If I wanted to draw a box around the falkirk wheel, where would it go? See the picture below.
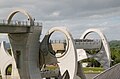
[0,9,111,79]
[40,27,111,79]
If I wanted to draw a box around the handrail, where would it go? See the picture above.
[49,40,66,44]
[0,19,42,26]
[49,39,101,44]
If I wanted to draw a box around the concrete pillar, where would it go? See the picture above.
[8,26,42,79]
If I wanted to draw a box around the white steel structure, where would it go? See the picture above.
[80,28,111,69]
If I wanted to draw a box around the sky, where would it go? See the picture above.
[0,0,120,42]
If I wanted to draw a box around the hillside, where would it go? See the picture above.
[109,40,120,48]
[109,40,120,66]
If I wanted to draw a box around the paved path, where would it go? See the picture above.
[85,74,99,79]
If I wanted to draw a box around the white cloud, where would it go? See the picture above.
[99,22,108,26]
[0,0,120,41]
[88,15,103,19]
[51,11,60,17]
[0,34,9,43]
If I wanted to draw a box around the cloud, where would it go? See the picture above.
[50,11,60,17]
[0,34,9,42]
[0,0,120,41]
[1,0,120,20]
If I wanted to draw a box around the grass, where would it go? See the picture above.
[83,67,104,74]
[44,65,58,70]
[45,65,104,74]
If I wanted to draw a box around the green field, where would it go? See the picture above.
[45,66,104,74]
[83,67,104,74]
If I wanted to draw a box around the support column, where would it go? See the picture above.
[8,26,42,79]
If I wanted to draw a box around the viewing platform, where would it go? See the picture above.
[0,19,42,33]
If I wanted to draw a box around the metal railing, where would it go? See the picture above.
[49,40,66,44]
[0,19,42,27]
[49,39,101,44]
